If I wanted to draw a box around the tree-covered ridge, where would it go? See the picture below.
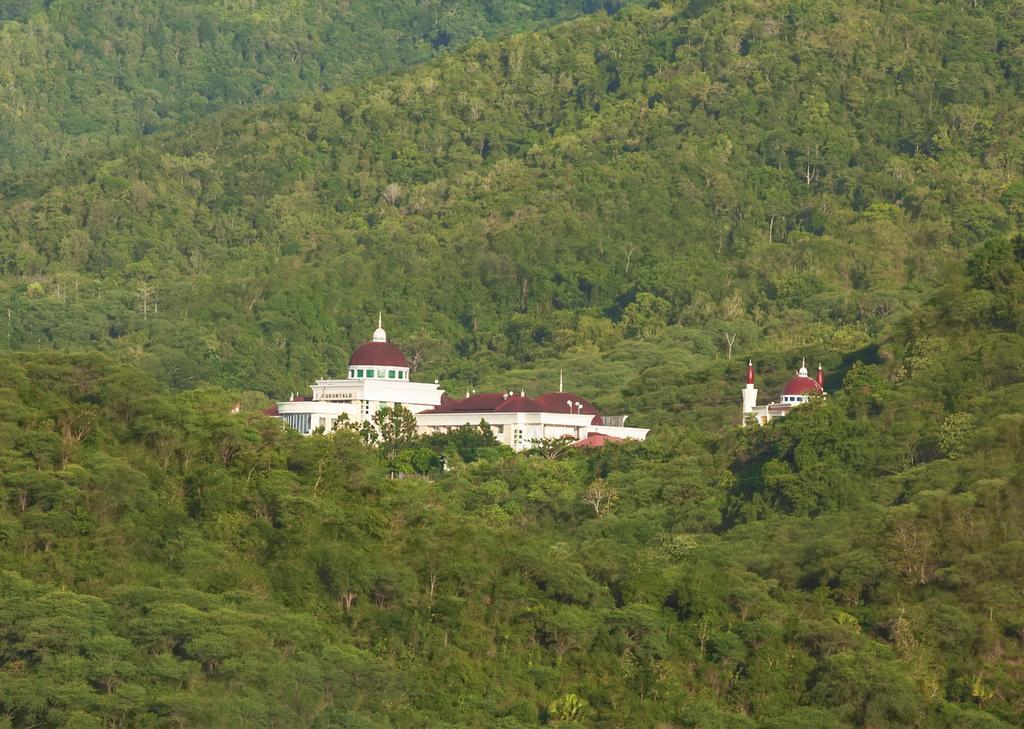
[1,0,1021,398]
[1,243,1022,727]
[2,1,1023,725]
[0,0,626,171]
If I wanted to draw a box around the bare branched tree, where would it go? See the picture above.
[383,182,402,206]
[582,480,618,516]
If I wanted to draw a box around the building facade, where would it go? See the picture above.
[415,391,648,450]
[742,359,825,426]
[273,317,443,434]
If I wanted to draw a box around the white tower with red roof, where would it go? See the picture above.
[742,359,758,418]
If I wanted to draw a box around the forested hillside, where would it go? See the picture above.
[2,0,1024,726]
[0,0,624,170]
[1,240,1023,727]
[1,0,1021,400]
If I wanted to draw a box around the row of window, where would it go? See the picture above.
[781,395,808,404]
[283,412,312,434]
[349,368,406,379]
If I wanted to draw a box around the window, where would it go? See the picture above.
[356,369,364,377]
[284,413,312,434]
[349,369,355,377]
[388,369,395,378]
[398,371,404,379]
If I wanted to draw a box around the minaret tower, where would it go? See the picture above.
[742,359,759,422]
[817,362,825,393]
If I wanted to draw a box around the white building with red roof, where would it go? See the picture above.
[273,316,444,434]
[415,388,648,450]
[742,359,825,426]
[272,318,649,448]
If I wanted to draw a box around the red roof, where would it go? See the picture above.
[532,392,602,424]
[494,395,544,413]
[349,341,409,368]
[782,375,823,397]
[572,433,623,448]
[436,393,507,412]
[422,391,603,420]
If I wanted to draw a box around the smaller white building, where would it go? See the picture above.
[415,391,648,451]
[273,318,443,434]
[742,359,825,426]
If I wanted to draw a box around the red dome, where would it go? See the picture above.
[782,375,823,397]
[348,341,409,368]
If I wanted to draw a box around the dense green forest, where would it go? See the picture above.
[2,238,1023,727]
[1,0,1022,403]
[2,0,1024,725]
[0,0,625,171]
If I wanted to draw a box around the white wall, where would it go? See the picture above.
[415,411,646,451]
[310,377,443,411]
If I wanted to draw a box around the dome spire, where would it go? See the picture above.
[372,312,387,343]
[747,359,755,385]
[798,357,808,377]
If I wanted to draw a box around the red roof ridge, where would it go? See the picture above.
[421,391,606,420]
[572,433,623,448]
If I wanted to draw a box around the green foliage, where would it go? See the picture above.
[939,412,977,460]
[3,255,1024,726]
[0,0,1020,400]
[372,404,419,465]
[0,0,617,172]
[622,293,672,341]
[0,0,1023,726]
[547,692,588,723]
[420,421,501,465]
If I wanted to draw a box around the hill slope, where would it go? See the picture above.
[2,2,1024,726]
[1,0,1021,402]
[0,0,625,171]
[1,240,1022,727]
